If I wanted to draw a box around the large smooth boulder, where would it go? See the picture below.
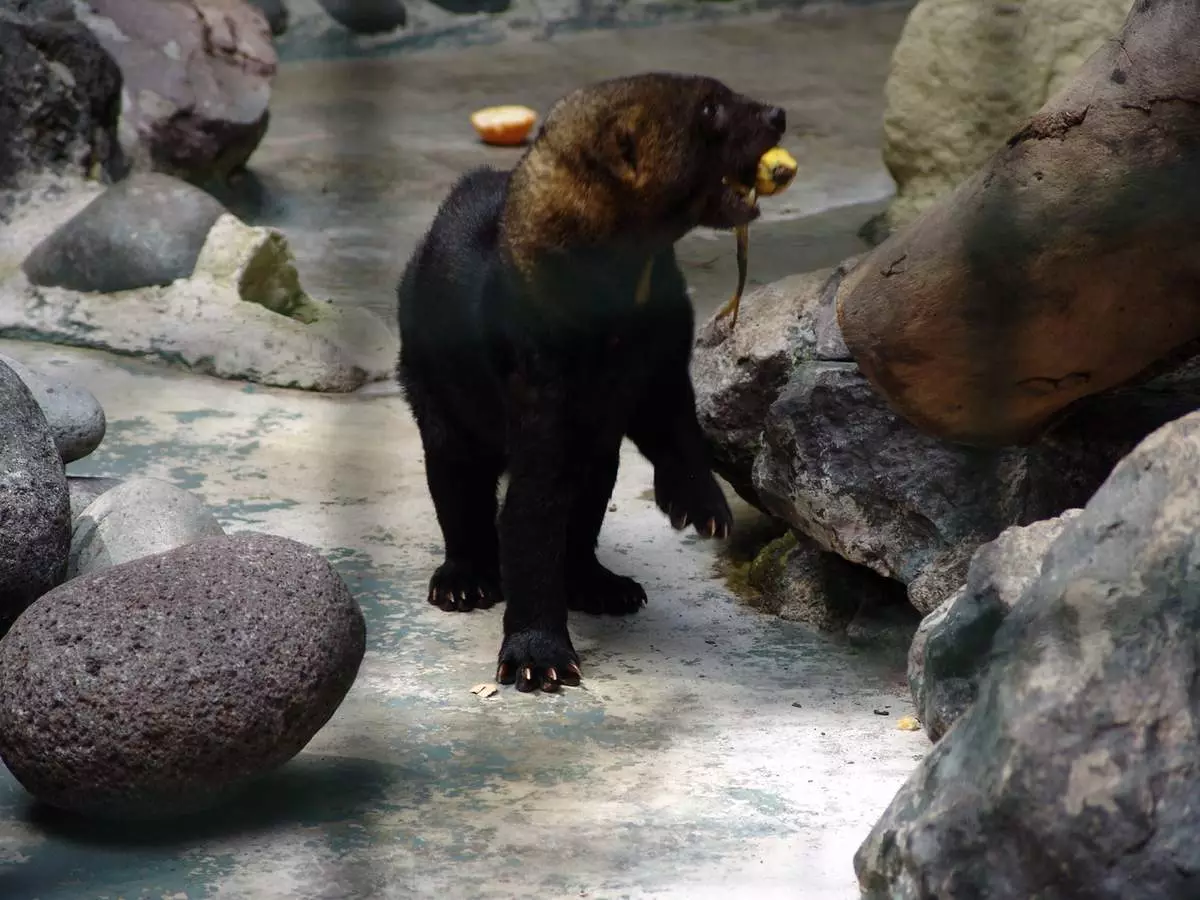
[74,0,277,182]
[0,532,367,820]
[0,359,70,633]
[693,264,1147,615]
[22,173,227,293]
[856,409,1200,900]
[882,0,1131,231]
[0,353,106,463]
[68,477,226,578]
[908,509,1080,742]
[838,0,1200,447]
[0,2,124,198]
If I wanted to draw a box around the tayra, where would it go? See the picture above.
[397,72,787,693]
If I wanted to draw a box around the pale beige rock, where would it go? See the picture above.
[882,0,1131,230]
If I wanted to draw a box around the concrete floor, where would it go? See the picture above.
[0,8,927,899]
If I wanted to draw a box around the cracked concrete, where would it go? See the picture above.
[0,7,926,898]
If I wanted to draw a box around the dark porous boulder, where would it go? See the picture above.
[694,258,1200,615]
[0,1,124,197]
[908,509,1081,742]
[856,409,1200,900]
[75,0,277,182]
[0,532,366,821]
[315,0,406,34]
[22,173,227,293]
[0,359,70,633]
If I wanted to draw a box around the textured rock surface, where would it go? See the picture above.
[856,409,1200,900]
[908,510,1081,741]
[0,2,124,202]
[75,0,277,182]
[66,475,123,520]
[69,477,226,578]
[694,262,856,506]
[694,261,1195,615]
[881,0,1131,230]
[0,213,399,392]
[22,173,227,293]
[0,353,106,463]
[0,532,367,820]
[0,359,71,633]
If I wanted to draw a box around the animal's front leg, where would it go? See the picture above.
[628,366,732,540]
[496,376,583,693]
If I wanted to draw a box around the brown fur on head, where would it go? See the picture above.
[501,73,787,269]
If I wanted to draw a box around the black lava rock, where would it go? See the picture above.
[0,2,124,193]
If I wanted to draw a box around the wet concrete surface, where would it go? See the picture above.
[219,7,904,321]
[0,7,927,899]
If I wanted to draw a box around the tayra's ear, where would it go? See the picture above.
[595,114,639,186]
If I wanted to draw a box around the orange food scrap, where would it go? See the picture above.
[897,715,922,732]
[470,105,537,146]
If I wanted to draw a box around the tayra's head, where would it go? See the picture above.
[504,72,787,256]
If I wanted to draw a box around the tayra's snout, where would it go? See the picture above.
[762,105,786,136]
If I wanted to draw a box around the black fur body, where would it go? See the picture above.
[397,73,786,692]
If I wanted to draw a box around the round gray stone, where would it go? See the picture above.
[0,354,106,463]
[68,477,226,578]
[0,359,70,634]
[0,532,367,821]
[248,0,288,34]
[67,475,124,521]
[316,0,406,34]
[21,172,227,294]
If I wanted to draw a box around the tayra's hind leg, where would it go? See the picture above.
[565,450,647,616]
[406,376,504,612]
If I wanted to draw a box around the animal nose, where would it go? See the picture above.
[763,106,786,133]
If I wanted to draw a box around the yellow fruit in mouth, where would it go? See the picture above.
[755,147,797,196]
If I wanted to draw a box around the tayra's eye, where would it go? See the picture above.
[702,101,718,120]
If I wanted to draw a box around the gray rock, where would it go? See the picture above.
[316,0,406,33]
[74,0,277,182]
[693,260,1200,616]
[0,354,106,463]
[908,510,1081,741]
[0,532,367,821]
[0,359,70,633]
[248,0,288,34]
[0,2,124,200]
[855,409,1200,900]
[69,476,226,578]
[66,475,123,519]
[22,173,227,293]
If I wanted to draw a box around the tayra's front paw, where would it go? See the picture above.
[653,466,734,539]
[427,559,502,612]
[496,629,582,693]
[567,559,647,616]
